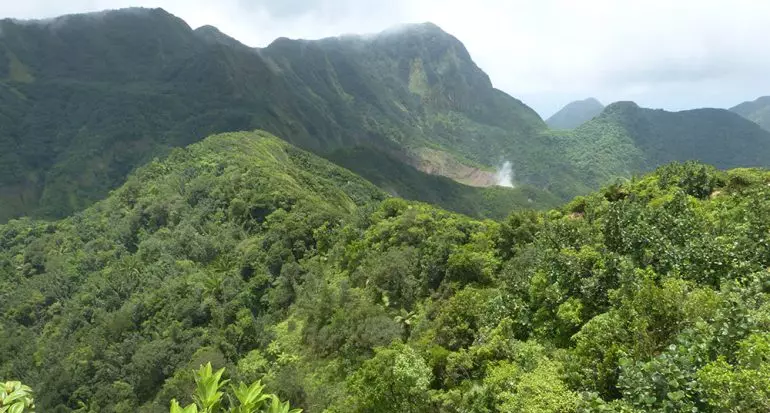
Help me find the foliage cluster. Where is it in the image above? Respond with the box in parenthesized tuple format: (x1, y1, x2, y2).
(3, 129, 770, 412)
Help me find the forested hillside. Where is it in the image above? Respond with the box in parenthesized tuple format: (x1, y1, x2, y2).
(730, 95, 770, 131)
(0, 8, 565, 222)
(5, 7, 770, 225)
(546, 97, 604, 129)
(3, 129, 770, 412)
(556, 101, 770, 188)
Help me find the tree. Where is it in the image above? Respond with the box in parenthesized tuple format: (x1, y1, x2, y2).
(345, 343, 432, 413)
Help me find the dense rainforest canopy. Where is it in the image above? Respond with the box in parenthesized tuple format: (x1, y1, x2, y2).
(4, 7, 770, 413)
(2, 131, 770, 412)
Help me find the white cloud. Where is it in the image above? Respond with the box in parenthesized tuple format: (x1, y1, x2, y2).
(2, 0, 769, 116)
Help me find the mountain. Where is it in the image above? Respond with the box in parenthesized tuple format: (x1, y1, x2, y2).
(326, 146, 561, 219)
(5, 7, 770, 226)
(557, 101, 770, 187)
(730, 95, 770, 131)
(545, 97, 604, 129)
(3, 131, 770, 411)
(0, 8, 562, 222)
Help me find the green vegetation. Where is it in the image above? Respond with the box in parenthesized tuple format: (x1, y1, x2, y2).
(557, 101, 770, 188)
(0, 130, 386, 411)
(0, 8, 557, 222)
(326, 146, 561, 220)
(546, 97, 604, 129)
(6, 9, 770, 411)
(3, 129, 770, 412)
(169, 363, 300, 413)
(5, 8, 770, 225)
(730, 95, 770, 131)
(1, 381, 35, 412)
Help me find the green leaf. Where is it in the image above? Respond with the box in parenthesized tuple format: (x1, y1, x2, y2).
(170, 399, 198, 413)
(667, 391, 685, 402)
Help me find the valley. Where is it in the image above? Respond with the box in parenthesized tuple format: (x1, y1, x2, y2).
(2, 6, 770, 413)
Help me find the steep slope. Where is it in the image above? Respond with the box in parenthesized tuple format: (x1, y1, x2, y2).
(546, 97, 604, 129)
(0, 9, 557, 222)
(730, 95, 770, 131)
(258, 23, 546, 154)
(559, 101, 770, 187)
(326, 146, 561, 218)
(4, 137, 770, 411)
(0, 129, 552, 410)
(0, 8, 280, 220)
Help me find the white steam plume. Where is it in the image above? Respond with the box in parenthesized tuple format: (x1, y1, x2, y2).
(495, 161, 515, 188)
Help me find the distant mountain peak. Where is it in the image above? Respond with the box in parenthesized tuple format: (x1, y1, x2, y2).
(546, 97, 605, 129)
(194, 24, 249, 48)
(730, 96, 770, 132)
(263, 20, 491, 97)
(373, 22, 465, 49)
(1, 6, 193, 53)
(6, 7, 170, 27)
(605, 100, 638, 109)
(377, 22, 447, 37)
(581, 97, 602, 105)
(603, 101, 640, 114)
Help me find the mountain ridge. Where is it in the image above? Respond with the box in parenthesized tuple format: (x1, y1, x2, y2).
(0, 7, 556, 222)
(4, 7, 770, 226)
(558, 101, 770, 187)
(546, 97, 604, 129)
(730, 95, 770, 131)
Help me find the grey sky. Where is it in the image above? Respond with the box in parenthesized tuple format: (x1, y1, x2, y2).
(2, 0, 769, 117)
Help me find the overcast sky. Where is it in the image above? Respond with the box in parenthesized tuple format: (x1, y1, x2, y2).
(2, 0, 769, 117)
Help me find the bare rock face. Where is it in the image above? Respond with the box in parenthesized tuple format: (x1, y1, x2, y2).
(411, 148, 497, 187)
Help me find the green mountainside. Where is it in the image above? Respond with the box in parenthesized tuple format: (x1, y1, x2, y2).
(6, 7, 770, 413)
(546, 97, 604, 129)
(258, 23, 546, 162)
(730, 95, 770, 131)
(557, 101, 770, 188)
(0, 8, 561, 222)
(326, 146, 561, 219)
(3, 130, 770, 411)
(5, 7, 768, 226)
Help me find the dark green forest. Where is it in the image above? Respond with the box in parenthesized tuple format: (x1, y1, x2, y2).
(0, 8, 558, 222)
(3, 131, 770, 412)
(555, 101, 770, 189)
